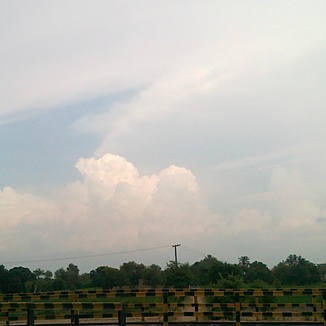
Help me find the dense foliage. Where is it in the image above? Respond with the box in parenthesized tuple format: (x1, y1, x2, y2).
(0, 254, 324, 293)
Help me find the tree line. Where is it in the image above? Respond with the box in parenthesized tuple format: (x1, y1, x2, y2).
(0, 254, 325, 293)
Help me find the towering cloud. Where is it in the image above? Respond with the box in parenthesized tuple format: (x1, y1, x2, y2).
(0, 153, 325, 269)
(63, 154, 218, 251)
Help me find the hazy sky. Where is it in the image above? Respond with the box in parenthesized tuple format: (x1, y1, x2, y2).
(1, 1, 326, 273)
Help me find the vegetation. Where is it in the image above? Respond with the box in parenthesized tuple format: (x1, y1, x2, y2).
(0, 254, 324, 293)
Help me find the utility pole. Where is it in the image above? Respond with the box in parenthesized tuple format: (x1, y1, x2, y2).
(172, 244, 181, 267)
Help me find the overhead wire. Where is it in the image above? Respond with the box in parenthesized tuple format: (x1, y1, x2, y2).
(2, 244, 172, 265)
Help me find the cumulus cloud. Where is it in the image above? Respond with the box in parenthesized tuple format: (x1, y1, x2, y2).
(0, 187, 59, 253)
(1, 153, 326, 268)
(0, 187, 56, 228)
(0, 154, 220, 262)
(63, 154, 219, 251)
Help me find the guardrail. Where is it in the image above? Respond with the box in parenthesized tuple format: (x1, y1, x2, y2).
(0, 301, 125, 326)
(0, 288, 325, 326)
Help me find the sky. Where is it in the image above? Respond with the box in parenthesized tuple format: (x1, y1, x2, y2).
(1, 1, 326, 273)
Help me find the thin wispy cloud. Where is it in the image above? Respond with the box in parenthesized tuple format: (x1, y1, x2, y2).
(211, 145, 318, 172)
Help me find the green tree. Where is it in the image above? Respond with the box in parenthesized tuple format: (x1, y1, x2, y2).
(238, 256, 250, 275)
(286, 254, 300, 266)
(317, 263, 326, 282)
(33, 268, 53, 292)
(54, 263, 81, 290)
(244, 261, 272, 284)
(8, 266, 36, 292)
(216, 274, 245, 288)
(164, 261, 193, 288)
(0, 265, 10, 293)
(119, 261, 146, 287)
(272, 254, 320, 285)
(54, 267, 68, 290)
(53, 277, 66, 291)
(79, 273, 91, 289)
(191, 255, 220, 285)
(143, 264, 163, 287)
(90, 266, 120, 289)
(66, 263, 80, 289)
(191, 255, 243, 286)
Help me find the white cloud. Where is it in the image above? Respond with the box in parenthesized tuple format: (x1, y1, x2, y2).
(0, 186, 59, 252)
(211, 146, 312, 172)
(1, 1, 326, 118)
(0, 154, 219, 262)
(63, 154, 218, 251)
(1, 153, 326, 269)
(269, 166, 320, 228)
(0, 186, 56, 228)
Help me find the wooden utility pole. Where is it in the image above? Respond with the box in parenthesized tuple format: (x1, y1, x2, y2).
(172, 244, 181, 267)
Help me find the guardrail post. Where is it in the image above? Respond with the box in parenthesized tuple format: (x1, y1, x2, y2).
(70, 309, 79, 326)
(235, 293, 241, 326)
(141, 297, 145, 321)
(312, 295, 317, 321)
(118, 303, 126, 326)
(5, 311, 10, 326)
(323, 290, 326, 326)
(27, 303, 34, 326)
(163, 293, 168, 326)
(255, 296, 259, 321)
(74, 314, 79, 326)
(194, 295, 198, 321)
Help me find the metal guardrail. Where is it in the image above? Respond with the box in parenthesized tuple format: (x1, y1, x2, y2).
(0, 301, 125, 326)
(0, 288, 325, 326)
(1, 288, 324, 301)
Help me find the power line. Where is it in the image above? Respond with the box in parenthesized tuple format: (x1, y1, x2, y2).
(2, 244, 172, 265)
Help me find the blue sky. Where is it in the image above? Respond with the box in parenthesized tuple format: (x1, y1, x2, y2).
(1, 1, 326, 273)
(0, 92, 133, 193)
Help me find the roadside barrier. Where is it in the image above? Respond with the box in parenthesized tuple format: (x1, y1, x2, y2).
(0, 301, 125, 326)
(0, 288, 325, 300)
(0, 288, 325, 326)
